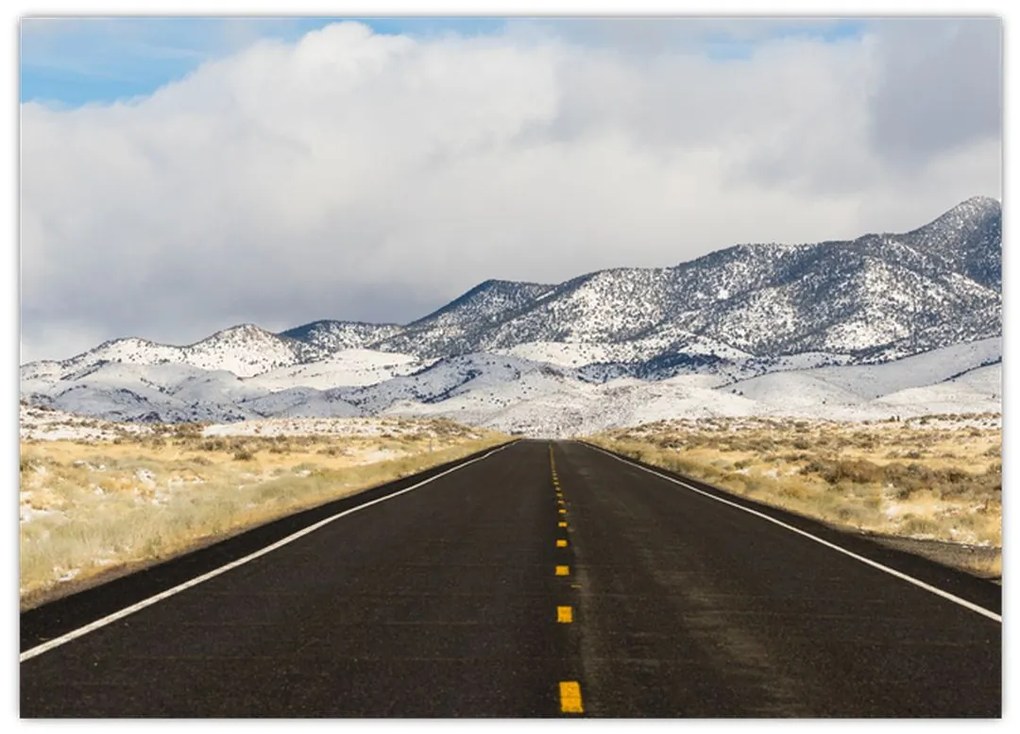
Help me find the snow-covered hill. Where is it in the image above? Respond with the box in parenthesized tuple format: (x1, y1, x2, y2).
(22, 335, 1002, 435)
(373, 279, 557, 358)
(246, 349, 429, 391)
(32, 324, 304, 380)
(25, 197, 1000, 377)
(20, 197, 1001, 433)
(279, 320, 403, 361)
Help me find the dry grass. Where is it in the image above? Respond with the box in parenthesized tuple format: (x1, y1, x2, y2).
(20, 417, 507, 609)
(588, 414, 1001, 579)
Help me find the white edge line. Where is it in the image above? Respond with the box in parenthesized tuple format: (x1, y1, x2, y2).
(585, 443, 1002, 624)
(20, 442, 516, 663)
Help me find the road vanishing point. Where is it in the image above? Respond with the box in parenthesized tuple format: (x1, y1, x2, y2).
(20, 440, 1001, 717)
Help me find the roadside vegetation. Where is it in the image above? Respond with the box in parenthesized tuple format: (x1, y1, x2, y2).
(19, 414, 507, 609)
(588, 414, 1001, 579)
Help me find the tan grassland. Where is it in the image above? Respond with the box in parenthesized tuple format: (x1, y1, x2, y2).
(20, 417, 507, 609)
(588, 414, 1001, 579)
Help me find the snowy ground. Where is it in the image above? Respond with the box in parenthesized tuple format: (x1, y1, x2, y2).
(21, 338, 1002, 438)
(19, 404, 153, 442)
(202, 416, 483, 439)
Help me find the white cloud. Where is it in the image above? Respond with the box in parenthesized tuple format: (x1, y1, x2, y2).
(20, 19, 1001, 361)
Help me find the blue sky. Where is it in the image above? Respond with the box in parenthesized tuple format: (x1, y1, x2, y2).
(21, 18, 503, 104)
(21, 16, 867, 105)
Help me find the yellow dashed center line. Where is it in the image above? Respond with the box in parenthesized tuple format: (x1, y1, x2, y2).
(559, 681, 584, 714)
(551, 446, 585, 715)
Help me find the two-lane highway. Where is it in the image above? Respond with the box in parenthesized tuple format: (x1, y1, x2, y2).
(20, 440, 1000, 717)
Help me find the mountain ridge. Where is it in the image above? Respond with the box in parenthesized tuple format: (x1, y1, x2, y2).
(21, 196, 1002, 432)
(25, 196, 999, 375)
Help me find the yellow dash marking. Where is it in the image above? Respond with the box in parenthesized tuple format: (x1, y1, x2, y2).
(558, 508, 567, 515)
(557, 606, 573, 623)
(555, 565, 570, 576)
(556, 539, 568, 548)
(558, 521, 567, 528)
(559, 681, 584, 714)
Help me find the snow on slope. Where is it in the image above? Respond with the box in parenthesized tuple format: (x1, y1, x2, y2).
(24, 362, 260, 423)
(727, 337, 1001, 402)
(246, 349, 427, 391)
(375, 340, 1001, 435)
(183, 324, 301, 375)
(38, 324, 303, 380)
(875, 364, 1002, 416)
(203, 416, 411, 438)
(279, 320, 403, 360)
(496, 331, 752, 370)
(495, 340, 634, 367)
(21, 338, 1000, 433)
(20, 403, 152, 441)
(341, 353, 569, 414)
(257, 391, 362, 419)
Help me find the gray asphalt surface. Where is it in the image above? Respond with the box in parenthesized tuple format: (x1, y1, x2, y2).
(20, 440, 1001, 717)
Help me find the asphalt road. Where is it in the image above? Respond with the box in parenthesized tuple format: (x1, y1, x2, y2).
(20, 440, 1001, 717)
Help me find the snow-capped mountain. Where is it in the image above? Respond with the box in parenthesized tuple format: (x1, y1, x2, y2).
(279, 320, 403, 361)
(20, 197, 1001, 432)
(373, 279, 556, 358)
(369, 196, 1000, 363)
(28, 324, 304, 380)
(900, 195, 1001, 289)
(19, 336, 1002, 433)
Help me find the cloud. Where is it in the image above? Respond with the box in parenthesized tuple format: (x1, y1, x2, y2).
(20, 19, 1001, 361)
(868, 18, 1001, 167)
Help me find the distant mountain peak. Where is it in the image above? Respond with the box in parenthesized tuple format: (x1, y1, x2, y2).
(279, 319, 403, 361)
(897, 195, 1001, 290)
(22, 196, 1000, 390)
(908, 195, 1000, 234)
(957, 195, 1000, 211)
(204, 323, 276, 339)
